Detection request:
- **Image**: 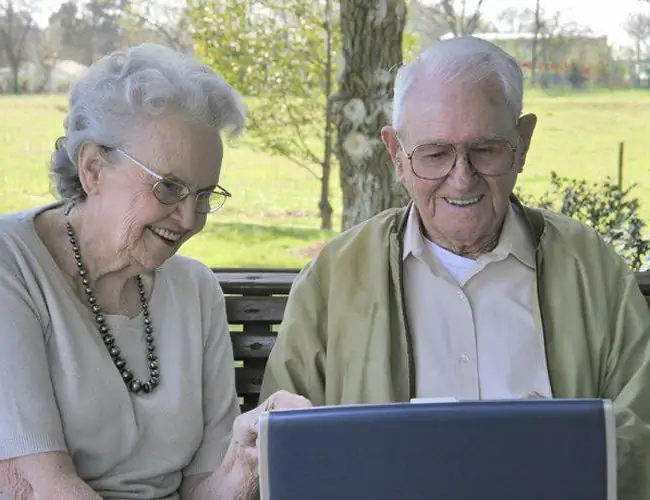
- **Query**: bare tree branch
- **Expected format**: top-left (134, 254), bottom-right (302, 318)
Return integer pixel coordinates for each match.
top-left (625, 12), bottom-right (650, 49)
top-left (124, 4), bottom-right (191, 51)
top-left (283, 95), bottom-right (323, 166)
top-left (246, 112), bottom-right (321, 180)
top-left (428, 0), bottom-right (485, 37)
top-left (283, 138), bottom-right (323, 179)
top-left (0, 0), bottom-right (35, 93)
top-left (464, 0), bottom-right (484, 35)
top-left (119, 0), bottom-right (192, 52)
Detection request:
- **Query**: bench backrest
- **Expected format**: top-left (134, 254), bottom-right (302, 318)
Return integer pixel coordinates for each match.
top-left (215, 268), bottom-right (297, 412)
top-left (215, 268), bottom-right (650, 412)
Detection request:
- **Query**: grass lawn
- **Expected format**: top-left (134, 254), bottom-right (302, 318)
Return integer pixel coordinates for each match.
top-left (1, 89), bottom-right (649, 268)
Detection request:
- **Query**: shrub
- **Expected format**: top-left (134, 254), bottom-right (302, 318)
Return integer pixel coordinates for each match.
top-left (517, 172), bottom-right (650, 271)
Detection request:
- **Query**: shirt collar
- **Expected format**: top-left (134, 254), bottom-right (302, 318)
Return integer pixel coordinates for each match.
top-left (401, 203), bottom-right (535, 269)
top-left (488, 203), bottom-right (536, 269)
top-left (402, 204), bottom-right (425, 261)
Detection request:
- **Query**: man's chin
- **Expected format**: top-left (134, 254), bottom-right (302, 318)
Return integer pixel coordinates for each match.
top-left (428, 218), bottom-right (500, 251)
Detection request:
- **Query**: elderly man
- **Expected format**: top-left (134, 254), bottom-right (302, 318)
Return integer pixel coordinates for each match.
top-left (260, 37), bottom-right (650, 497)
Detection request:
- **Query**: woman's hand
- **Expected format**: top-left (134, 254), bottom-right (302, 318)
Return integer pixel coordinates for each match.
top-left (231, 390), bottom-right (312, 465)
top-left (224, 390), bottom-right (312, 497)
top-left (188, 390), bottom-right (312, 500)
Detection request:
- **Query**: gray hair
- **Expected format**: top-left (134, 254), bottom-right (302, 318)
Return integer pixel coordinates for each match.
top-left (51, 43), bottom-right (246, 202)
top-left (392, 36), bottom-right (523, 131)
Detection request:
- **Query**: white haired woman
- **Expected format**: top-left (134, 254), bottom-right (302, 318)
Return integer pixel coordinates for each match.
top-left (0, 43), bottom-right (310, 499)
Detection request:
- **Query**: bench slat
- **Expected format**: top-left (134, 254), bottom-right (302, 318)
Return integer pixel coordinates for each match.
top-left (216, 269), bottom-right (650, 295)
top-left (231, 332), bottom-right (276, 359)
top-left (235, 365), bottom-right (265, 395)
top-left (241, 401), bottom-right (258, 413)
top-left (214, 269), bottom-right (297, 295)
top-left (226, 296), bottom-right (287, 323)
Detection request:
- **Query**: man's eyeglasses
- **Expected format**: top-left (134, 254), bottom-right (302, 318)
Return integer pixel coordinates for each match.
top-left (113, 148), bottom-right (231, 214)
top-left (398, 137), bottom-right (519, 181)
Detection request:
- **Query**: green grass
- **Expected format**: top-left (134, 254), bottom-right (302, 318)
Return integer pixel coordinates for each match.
top-left (520, 89), bottom-right (650, 199)
top-left (1, 90), bottom-right (649, 268)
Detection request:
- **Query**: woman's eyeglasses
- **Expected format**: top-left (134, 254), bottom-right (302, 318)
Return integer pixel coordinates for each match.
top-left (113, 148), bottom-right (231, 214)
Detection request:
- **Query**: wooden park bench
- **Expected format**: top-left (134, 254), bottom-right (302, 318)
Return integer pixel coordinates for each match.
top-left (215, 267), bottom-right (650, 412)
top-left (215, 268), bottom-right (298, 412)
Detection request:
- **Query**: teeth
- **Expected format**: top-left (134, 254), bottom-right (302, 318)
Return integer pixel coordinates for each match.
top-left (445, 196), bottom-right (482, 206)
top-left (150, 227), bottom-right (181, 242)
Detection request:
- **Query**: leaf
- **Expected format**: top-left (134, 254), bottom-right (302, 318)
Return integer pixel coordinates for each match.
top-left (518, 173), bottom-right (650, 271)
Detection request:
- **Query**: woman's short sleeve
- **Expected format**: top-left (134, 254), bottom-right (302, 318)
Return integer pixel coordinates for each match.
top-left (0, 247), bottom-right (67, 460)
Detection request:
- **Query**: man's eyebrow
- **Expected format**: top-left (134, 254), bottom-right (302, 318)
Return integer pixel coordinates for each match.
top-left (416, 133), bottom-right (509, 145)
top-left (411, 138), bottom-right (452, 147)
top-left (469, 137), bottom-right (508, 144)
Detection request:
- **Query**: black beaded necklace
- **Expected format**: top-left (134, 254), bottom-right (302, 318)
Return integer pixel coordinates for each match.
top-left (65, 220), bottom-right (160, 394)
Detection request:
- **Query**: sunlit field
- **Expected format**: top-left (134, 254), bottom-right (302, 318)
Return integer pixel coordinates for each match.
top-left (1, 89), bottom-right (649, 268)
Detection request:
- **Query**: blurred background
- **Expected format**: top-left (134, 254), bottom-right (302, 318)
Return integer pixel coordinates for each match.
top-left (1, 0), bottom-right (650, 269)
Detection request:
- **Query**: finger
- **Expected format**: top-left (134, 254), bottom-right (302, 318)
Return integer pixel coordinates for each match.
top-left (265, 390), bottom-right (313, 411)
top-left (232, 412), bottom-right (259, 447)
top-left (232, 391), bottom-right (313, 449)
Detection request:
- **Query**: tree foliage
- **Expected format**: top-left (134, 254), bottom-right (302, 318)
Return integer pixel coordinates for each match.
top-left (189, 0), bottom-right (339, 229)
top-left (518, 172), bottom-right (650, 271)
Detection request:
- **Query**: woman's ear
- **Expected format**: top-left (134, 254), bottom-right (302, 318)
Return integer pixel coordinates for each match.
top-left (77, 143), bottom-right (109, 197)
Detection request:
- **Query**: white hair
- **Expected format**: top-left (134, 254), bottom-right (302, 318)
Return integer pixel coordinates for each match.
top-left (392, 36), bottom-right (523, 131)
top-left (51, 43), bottom-right (246, 202)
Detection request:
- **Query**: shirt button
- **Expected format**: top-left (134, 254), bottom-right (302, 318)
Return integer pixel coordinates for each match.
top-left (457, 291), bottom-right (465, 300)
top-left (460, 354), bottom-right (470, 363)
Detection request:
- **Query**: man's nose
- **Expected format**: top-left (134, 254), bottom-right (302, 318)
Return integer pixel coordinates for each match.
top-left (445, 152), bottom-right (477, 190)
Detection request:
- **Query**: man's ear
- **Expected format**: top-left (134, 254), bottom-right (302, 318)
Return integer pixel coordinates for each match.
top-left (77, 143), bottom-right (109, 197)
top-left (516, 113), bottom-right (537, 171)
top-left (381, 125), bottom-right (406, 183)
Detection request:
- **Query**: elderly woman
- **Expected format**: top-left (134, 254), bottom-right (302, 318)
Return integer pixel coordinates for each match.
top-left (0, 43), bottom-right (309, 499)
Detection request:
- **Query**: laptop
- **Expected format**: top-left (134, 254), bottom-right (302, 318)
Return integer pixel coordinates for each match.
top-left (259, 398), bottom-right (616, 500)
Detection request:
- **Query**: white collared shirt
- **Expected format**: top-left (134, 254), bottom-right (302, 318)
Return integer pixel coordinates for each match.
top-left (403, 203), bottom-right (553, 400)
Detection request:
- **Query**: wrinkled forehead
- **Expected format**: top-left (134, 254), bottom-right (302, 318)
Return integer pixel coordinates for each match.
top-left (126, 113), bottom-right (224, 187)
top-left (398, 73), bottom-right (515, 147)
top-left (134, 113), bottom-right (222, 152)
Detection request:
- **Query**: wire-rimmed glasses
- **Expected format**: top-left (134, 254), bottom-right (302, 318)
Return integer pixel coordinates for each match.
top-left (398, 138), bottom-right (519, 181)
top-left (114, 148), bottom-right (231, 214)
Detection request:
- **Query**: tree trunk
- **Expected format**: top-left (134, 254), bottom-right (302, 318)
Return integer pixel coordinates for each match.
top-left (531, 0), bottom-right (540, 87)
top-left (636, 40), bottom-right (642, 88)
top-left (6, 50), bottom-right (21, 94)
top-left (10, 61), bottom-right (19, 93)
top-left (319, 0), bottom-right (334, 231)
top-left (335, 0), bottom-right (409, 232)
